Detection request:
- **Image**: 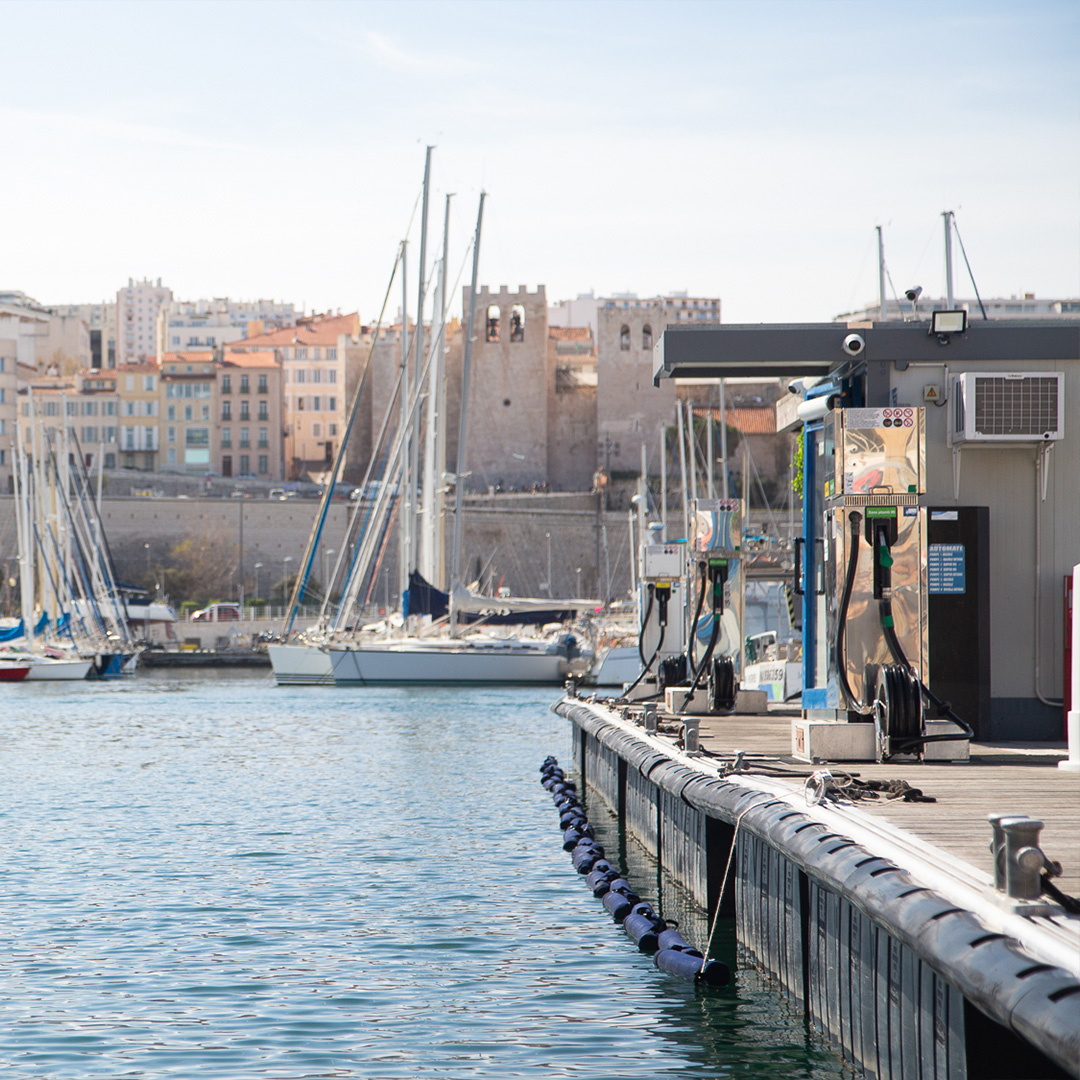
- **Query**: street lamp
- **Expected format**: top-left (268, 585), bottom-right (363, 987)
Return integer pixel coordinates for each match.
top-left (254, 563), bottom-right (264, 611)
top-left (575, 566), bottom-right (582, 599)
top-left (283, 556), bottom-right (294, 615)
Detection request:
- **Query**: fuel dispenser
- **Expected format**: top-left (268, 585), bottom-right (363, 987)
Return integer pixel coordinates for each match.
top-left (665, 498), bottom-right (744, 715)
top-left (622, 541), bottom-right (687, 702)
top-left (793, 406), bottom-right (973, 762)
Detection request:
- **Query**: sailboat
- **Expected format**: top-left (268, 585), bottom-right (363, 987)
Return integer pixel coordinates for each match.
top-left (7, 407), bottom-right (135, 679)
top-left (270, 156), bottom-right (591, 687)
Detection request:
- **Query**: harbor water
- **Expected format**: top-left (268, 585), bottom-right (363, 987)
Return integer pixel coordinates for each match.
top-left (1, 672), bottom-right (853, 1078)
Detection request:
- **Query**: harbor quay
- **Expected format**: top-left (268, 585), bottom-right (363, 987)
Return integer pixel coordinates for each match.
top-left (554, 691), bottom-right (1080, 1080)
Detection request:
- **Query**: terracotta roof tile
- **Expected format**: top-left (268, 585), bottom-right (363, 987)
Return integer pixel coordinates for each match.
top-left (693, 405), bottom-right (777, 435)
top-left (222, 350), bottom-right (278, 368)
top-left (549, 326), bottom-right (593, 342)
top-left (231, 313), bottom-right (357, 349)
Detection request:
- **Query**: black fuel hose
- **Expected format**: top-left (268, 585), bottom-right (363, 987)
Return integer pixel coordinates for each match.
top-left (623, 585), bottom-right (665, 699)
top-left (880, 601), bottom-right (974, 748)
top-left (637, 584), bottom-right (655, 670)
top-left (836, 511), bottom-right (871, 715)
top-left (685, 566), bottom-right (709, 679)
top-left (678, 570), bottom-right (723, 712)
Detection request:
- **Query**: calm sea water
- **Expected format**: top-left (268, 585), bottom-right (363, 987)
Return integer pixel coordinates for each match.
top-left (1, 672), bottom-right (852, 1079)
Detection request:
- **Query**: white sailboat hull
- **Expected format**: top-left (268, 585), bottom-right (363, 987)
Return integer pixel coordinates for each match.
top-left (26, 657), bottom-right (93, 681)
top-left (328, 638), bottom-right (571, 686)
top-left (268, 644), bottom-right (335, 686)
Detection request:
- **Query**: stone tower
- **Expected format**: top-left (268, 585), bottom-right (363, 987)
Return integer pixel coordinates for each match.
top-left (459, 285), bottom-right (549, 490)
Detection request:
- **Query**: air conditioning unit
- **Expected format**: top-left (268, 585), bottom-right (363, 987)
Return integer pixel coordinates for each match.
top-left (951, 372), bottom-right (1065, 443)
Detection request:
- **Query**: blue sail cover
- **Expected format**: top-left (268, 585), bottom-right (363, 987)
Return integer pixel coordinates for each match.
top-left (34, 611), bottom-right (49, 636)
top-left (406, 571), bottom-right (574, 626)
top-left (56, 613), bottom-right (71, 635)
top-left (0, 619), bottom-right (25, 642)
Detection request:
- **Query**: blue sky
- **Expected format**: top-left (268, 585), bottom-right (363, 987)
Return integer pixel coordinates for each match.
top-left (2, 0), bottom-right (1077, 323)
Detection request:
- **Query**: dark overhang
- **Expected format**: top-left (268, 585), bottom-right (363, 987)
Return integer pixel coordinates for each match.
top-left (654, 319), bottom-right (1080, 384)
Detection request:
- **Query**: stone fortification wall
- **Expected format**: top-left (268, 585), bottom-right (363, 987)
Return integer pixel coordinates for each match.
top-left (0, 491), bottom-right (630, 606)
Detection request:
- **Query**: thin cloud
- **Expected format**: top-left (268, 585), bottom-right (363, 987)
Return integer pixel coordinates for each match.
top-left (0, 104), bottom-right (250, 153)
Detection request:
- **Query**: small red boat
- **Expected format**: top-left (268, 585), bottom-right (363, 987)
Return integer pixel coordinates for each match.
top-left (0, 659), bottom-right (31, 682)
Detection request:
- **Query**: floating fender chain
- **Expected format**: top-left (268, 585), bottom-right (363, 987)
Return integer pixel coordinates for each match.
top-left (539, 756), bottom-right (730, 987)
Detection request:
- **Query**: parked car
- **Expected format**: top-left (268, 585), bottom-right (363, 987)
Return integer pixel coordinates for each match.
top-left (190, 603), bottom-right (242, 622)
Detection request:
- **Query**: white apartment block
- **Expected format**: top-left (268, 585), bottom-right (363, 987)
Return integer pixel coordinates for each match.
top-left (49, 301), bottom-right (117, 368)
top-left (117, 278), bottom-right (173, 364)
top-left (550, 291), bottom-right (721, 335)
top-left (837, 293), bottom-right (1080, 323)
top-left (156, 297), bottom-right (298, 359)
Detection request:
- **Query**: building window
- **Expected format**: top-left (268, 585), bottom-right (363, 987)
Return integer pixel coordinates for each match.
top-left (184, 405), bottom-right (193, 421)
top-left (620, 325), bottom-right (630, 351)
top-left (240, 401), bottom-right (250, 421)
top-left (312, 396), bottom-right (321, 412)
top-left (240, 375), bottom-right (249, 394)
top-left (296, 348), bottom-right (307, 360)
top-left (221, 375), bottom-right (231, 393)
top-left (167, 405), bottom-right (175, 420)
top-left (168, 426), bottom-right (176, 443)
top-left (328, 423), bottom-right (337, 437)
top-left (258, 374), bottom-right (267, 394)
top-left (258, 401), bottom-right (268, 421)
top-left (144, 375), bottom-right (155, 391)
top-left (312, 368), bottom-right (322, 384)
top-left (185, 428), bottom-right (209, 447)
top-left (297, 397), bottom-right (305, 411)
top-left (295, 369), bottom-right (306, 384)
top-left (258, 427), bottom-right (268, 448)
top-left (486, 305), bottom-right (500, 342)
top-left (510, 304), bottom-right (525, 342)
top-left (221, 428), bottom-right (231, 447)
top-left (312, 422), bottom-right (322, 437)
top-left (106, 453), bottom-right (116, 468)
top-left (222, 401), bottom-right (232, 420)
top-left (258, 454), bottom-right (268, 475)
top-left (240, 428), bottom-right (250, 448)
top-left (642, 324), bottom-right (652, 351)
top-left (328, 397), bottom-right (336, 412)
top-left (239, 454), bottom-right (250, 475)
top-left (327, 348), bottom-right (336, 361)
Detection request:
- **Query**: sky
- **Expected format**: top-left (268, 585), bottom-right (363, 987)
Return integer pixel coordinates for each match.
top-left (1, 0), bottom-right (1078, 324)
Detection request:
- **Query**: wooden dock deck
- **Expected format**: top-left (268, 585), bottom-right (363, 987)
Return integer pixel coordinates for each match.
top-left (690, 708), bottom-right (1080, 900)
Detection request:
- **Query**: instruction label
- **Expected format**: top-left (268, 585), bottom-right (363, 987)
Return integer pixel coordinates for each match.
top-left (928, 543), bottom-right (965, 594)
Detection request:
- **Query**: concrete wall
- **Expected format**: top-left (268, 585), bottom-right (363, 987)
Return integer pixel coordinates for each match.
top-left (890, 358), bottom-right (1080, 738)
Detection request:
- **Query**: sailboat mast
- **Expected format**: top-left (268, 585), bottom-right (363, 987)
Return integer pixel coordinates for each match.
top-left (419, 193), bottom-right (452, 589)
top-left (406, 145), bottom-right (433, 589)
top-left (876, 225), bottom-right (887, 321)
top-left (450, 191), bottom-right (486, 591)
top-left (398, 240), bottom-right (410, 608)
top-left (943, 210), bottom-right (955, 306)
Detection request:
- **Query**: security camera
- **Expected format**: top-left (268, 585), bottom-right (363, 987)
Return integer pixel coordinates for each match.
top-left (904, 286), bottom-right (923, 303)
top-left (842, 333), bottom-right (865, 357)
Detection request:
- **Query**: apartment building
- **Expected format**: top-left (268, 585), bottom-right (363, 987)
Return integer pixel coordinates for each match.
top-left (117, 278), bottom-right (172, 364)
top-left (116, 362), bottom-right (161, 470)
top-left (229, 312), bottom-right (354, 479)
top-left (74, 368), bottom-right (121, 469)
top-left (159, 351), bottom-right (216, 472)
top-left (156, 297), bottom-right (298, 359)
top-left (218, 350), bottom-right (283, 480)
